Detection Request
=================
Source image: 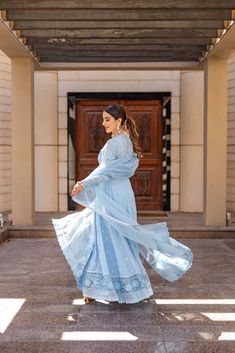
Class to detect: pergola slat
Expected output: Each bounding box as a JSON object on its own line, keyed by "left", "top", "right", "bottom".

{"left": 40, "top": 56, "right": 199, "bottom": 62}
{"left": 31, "top": 44, "right": 206, "bottom": 51}
{"left": 5, "top": 9, "right": 232, "bottom": 21}
{"left": 1, "top": 0, "right": 235, "bottom": 9}
{"left": 36, "top": 49, "right": 203, "bottom": 58}
{"left": 27, "top": 37, "right": 213, "bottom": 45}
{"left": 13, "top": 20, "right": 225, "bottom": 30}
{"left": 21, "top": 28, "right": 218, "bottom": 38}
{"left": 1, "top": 1, "right": 234, "bottom": 64}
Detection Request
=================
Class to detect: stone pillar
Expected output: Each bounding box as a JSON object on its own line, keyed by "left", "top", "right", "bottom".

{"left": 180, "top": 71, "right": 204, "bottom": 212}
{"left": 34, "top": 72, "right": 58, "bottom": 212}
{"left": 11, "top": 58, "right": 35, "bottom": 225}
{"left": 203, "top": 56, "right": 227, "bottom": 226}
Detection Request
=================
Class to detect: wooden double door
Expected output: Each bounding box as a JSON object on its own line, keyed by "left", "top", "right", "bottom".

{"left": 75, "top": 100, "right": 163, "bottom": 210}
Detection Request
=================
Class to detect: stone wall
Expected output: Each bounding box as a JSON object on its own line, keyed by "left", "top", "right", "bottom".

{"left": 227, "top": 54, "right": 235, "bottom": 211}
{"left": 34, "top": 72, "right": 58, "bottom": 211}
{"left": 0, "top": 50, "right": 11, "bottom": 212}
{"left": 0, "top": 49, "right": 234, "bottom": 213}
{"left": 180, "top": 71, "right": 204, "bottom": 212}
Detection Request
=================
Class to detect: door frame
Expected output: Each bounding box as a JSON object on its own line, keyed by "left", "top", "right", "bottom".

{"left": 67, "top": 92, "right": 171, "bottom": 211}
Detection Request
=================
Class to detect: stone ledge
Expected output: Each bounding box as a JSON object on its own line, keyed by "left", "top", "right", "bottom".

{"left": 7, "top": 228, "right": 55, "bottom": 238}
{"left": 5, "top": 226, "right": 235, "bottom": 239}
{"left": 170, "top": 230, "right": 235, "bottom": 238}
{"left": 0, "top": 228, "right": 8, "bottom": 244}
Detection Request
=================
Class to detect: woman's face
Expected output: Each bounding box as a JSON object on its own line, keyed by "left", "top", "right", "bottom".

{"left": 102, "top": 111, "right": 121, "bottom": 134}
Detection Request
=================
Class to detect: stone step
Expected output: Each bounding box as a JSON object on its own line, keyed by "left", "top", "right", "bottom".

{"left": 4, "top": 225, "right": 235, "bottom": 239}
{"left": 137, "top": 210, "right": 168, "bottom": 217}
{"left": 0, "top": 228, "right": 8, "bottom": 245}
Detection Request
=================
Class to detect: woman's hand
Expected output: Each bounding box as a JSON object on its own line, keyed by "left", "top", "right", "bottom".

{"left": 71, "top": 181, "right": 84, "bottom": 197}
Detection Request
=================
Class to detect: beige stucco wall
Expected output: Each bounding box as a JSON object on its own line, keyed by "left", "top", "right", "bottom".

{"left": 227, "top": 54, "right": 235, "bottom": 211}
{"left": 0, "top": 48, "right": 234, "bottom": 214}
{"left": 0, "top": 50, "right": 11, "bottom": 212}
{"left": 57, "top": 70, "right": 181, "bottom": 211}
{"left": 34, "top": 72, "right": 58, "bottom": 211}
{"left": 180, "top": 71, "right": 204, "bottom": 212}
{"left": 0, "top": 53, "right": 59, "bottom": 213}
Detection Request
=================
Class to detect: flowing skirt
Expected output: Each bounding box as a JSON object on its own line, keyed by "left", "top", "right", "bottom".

{"left": 52, "top": 178, "right": 153, "bottom": 304}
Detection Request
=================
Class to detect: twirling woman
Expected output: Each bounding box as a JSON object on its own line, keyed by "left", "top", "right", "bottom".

{"left": 52, "top": 104, "right": 193, "bottom": 304}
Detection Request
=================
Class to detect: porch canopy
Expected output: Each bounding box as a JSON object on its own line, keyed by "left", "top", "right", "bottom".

{"left": 0, "top": 0, "right": 235, "bottom": 225}
{"left": 0, "top": 0, "right": 235, "bottom": 69}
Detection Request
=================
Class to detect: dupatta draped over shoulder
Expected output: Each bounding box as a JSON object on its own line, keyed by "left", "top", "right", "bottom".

{"left": 69, "top": 136, "right": 193, "bottom": 283}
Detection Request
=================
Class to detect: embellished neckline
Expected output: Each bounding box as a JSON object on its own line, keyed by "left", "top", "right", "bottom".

{"left": 111, "top": 131, "right": 129, "bottom": 138}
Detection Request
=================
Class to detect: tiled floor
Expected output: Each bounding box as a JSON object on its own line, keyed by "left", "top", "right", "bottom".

{"left": 0, "top": 237, "right": 235, "bottom": 353}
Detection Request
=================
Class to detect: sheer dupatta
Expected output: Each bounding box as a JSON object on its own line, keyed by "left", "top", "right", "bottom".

{"left": 72, "top": 150, "right": 193, "bottom": 282}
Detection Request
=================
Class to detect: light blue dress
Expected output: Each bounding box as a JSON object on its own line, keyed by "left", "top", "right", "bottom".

{"left": 52, "top": 133, "right": 193, "bottom": 304}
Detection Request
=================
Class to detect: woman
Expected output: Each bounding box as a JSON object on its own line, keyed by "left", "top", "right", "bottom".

{"left": 52, "top": 104, "right": 193, "bottom": 304}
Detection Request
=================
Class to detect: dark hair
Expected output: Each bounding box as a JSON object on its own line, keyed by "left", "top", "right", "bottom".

{"left": 104, "top": 104, "right": 143, "bottom": 158}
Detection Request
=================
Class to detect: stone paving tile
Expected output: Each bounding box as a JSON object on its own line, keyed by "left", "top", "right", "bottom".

{"left": 157, "top": 304, "right": 235, "bottom": 313}
{"left": 0, "top": 342, "right": 72, "bottom": 353}
{"left": 0, "top": 289, "right": 80, "bottom": 303}
{"left": 0, "top": 327, "right": 37, "bottom": 342}
{"left": 0, "top": 238, "right": 235, "bottom": 352}
{"left": 27, "top": 274, "right": 76, "bottom": 288}
{"left": 153, "top": 283, "right": 217, "bottom": 294}
{"left": 9, "top": 310, "right": 77, "bottom": 328}
{"left": 188, "top": 341, "right": 235, "bottom": 353}
{"left": 153, "top": 290, "right": 223, "bottom": 300}
{"left": 157, "top": 311, "right": 235, "bottom": 327}
{"left": 0, "top": 275, "right": 32, "bottom": 285}
{"left": 164, "top": 341, "right": 190, "bottom": 353}
{"left": 70, "top": 341, "right": 167, "bottom": 353}
{"left": 221, "top": 239, "right": 235, "bottom": 250}
{"left": 69, "top": 325, "right": 164, "bottom": 342}
{"left": 199, "top": 275, "right": 235, "bottom": 285}
{"left": 161, "top": 325, "right": 235, "bottom": 342}
{"left": 159, "top": 304, "right": 235, "bottom": 314}
{"left": 212, "top": 283, "right": 235, "bottom": 297}
{"left": 22, "top": 303, "right": 77, "bottom": 314}
{"left": 75, "top": 311, "right": 158, "bottom": 327}
{"left": 74, "top": 299, "right": 159, "bottom": 314}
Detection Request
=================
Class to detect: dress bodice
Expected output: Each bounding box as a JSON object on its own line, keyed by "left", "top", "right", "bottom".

{"left": 98, "top": 133, "right": 134, "bottom": 164}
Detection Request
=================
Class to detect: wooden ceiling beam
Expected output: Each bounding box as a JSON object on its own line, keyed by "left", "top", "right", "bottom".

{"left": 1, "top": 1, "right": 234, "bottom": 66}
{"left": 38, "top": 61, "right": 202, "bottom": 71}
{"left": 36, "top": 50, "right": 203, "bottom": 58}
{"left": 27, "top": 37, "right": 213, "bottom": 45}
{"left": 31, "top": 44, "right": 206, "bottom": 51}
{"left": 39, "top": 56, "right": 199, "bottom": 62}
{"left": 5, "top": 9, "right": 232, "bottom": 21}
{"left": 1, "top": 0, "right": 235, "bottom": 10}
{"left": 20, "top": 28, "right": 218, "bottom": 38}
{"left": 12, "top": 20, "right": 225, "bottom": 30}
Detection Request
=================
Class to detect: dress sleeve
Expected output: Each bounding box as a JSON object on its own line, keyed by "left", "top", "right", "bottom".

{"left": 102, "top": 140, "right": 117, "bottom": 161}
{"left": 80, "top": 139, "right": 118, "bottom": 188}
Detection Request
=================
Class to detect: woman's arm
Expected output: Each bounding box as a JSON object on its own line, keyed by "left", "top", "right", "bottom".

{"left": 71, "top": 181, "right": 84, "bottom": 197}
{"left": 71, "top": 139, "right": 118, "bottom": 195}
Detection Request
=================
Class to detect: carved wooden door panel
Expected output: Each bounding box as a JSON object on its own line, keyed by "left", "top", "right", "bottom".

{"left": 75, "top": 99, "right": 163, "bottom": 210}
{"left": 123, "top": 100, "right": 163, "bottom": 210}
